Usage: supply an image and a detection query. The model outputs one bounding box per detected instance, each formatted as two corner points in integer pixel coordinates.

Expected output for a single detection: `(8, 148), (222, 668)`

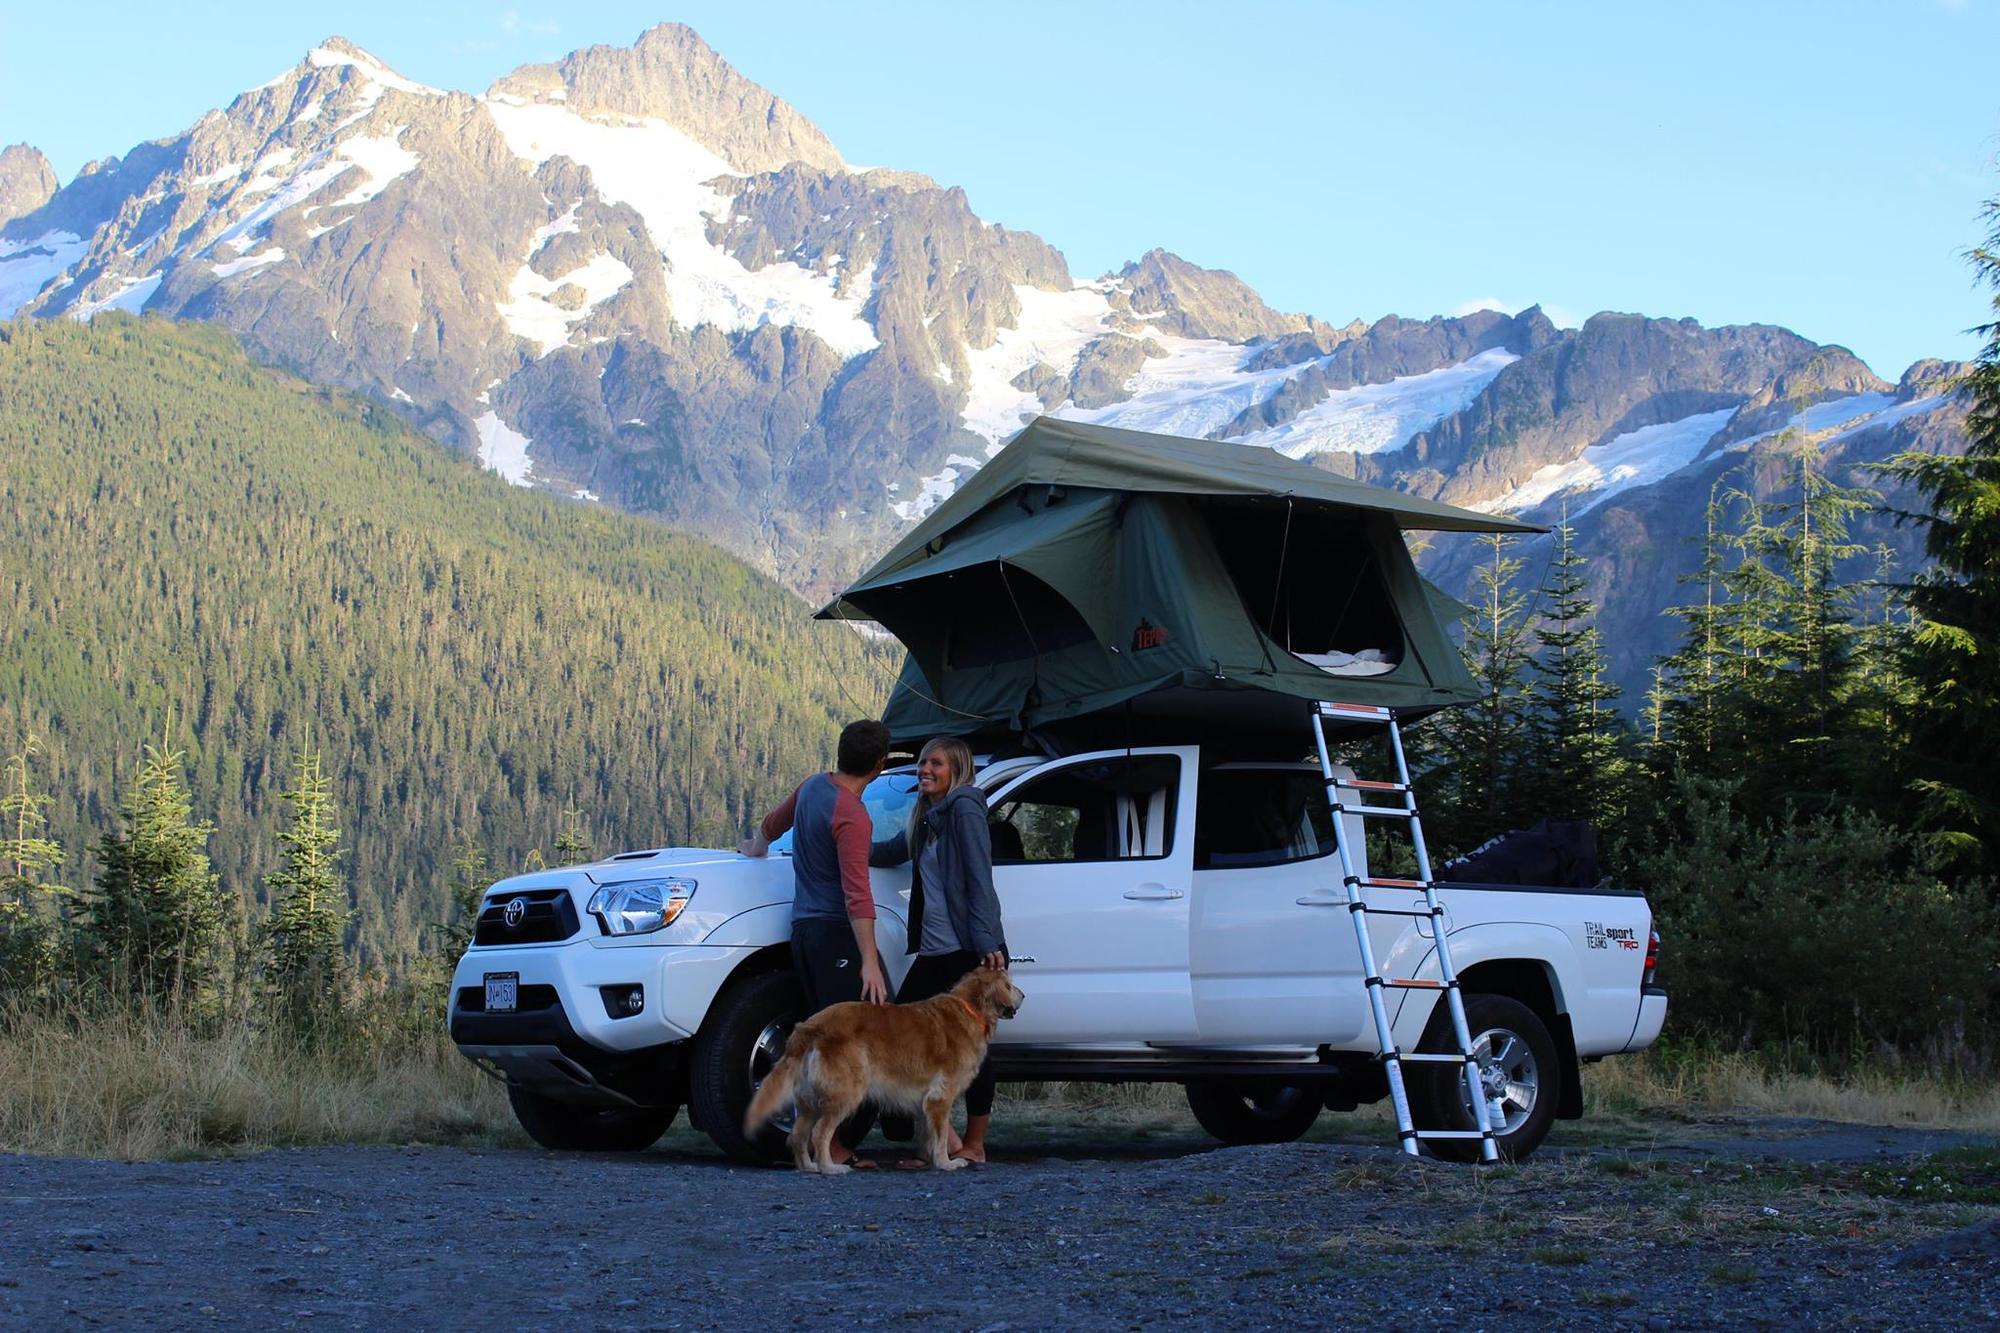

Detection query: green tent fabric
(822, 416), (1543, 748)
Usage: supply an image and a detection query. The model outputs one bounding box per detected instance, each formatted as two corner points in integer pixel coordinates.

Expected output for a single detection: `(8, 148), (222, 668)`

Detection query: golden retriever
(743, 968), (1025, 1174)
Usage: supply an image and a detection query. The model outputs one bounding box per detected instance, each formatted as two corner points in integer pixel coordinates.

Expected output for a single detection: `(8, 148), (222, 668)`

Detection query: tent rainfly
(821, 416), (1544, 751)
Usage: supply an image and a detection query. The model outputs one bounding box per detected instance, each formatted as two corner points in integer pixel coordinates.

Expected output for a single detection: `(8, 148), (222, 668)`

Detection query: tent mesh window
(943, 565), (1095, 669)
(1200, 499), (1405, 668)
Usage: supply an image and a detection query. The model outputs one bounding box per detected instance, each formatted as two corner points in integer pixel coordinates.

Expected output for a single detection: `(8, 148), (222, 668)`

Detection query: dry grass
(0, 1008), (516, 1160)
(1584, 1047), (2000, 1133)
(5, 1005), (1996, 1162)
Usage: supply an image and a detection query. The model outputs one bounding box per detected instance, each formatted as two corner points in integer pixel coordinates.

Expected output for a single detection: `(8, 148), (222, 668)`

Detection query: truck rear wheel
(1413, 993), (1559, 1163)
(689, 969), (804, 1164)
(1184, 1081), (1323, 1145)
(506, 1085), (676, 1152)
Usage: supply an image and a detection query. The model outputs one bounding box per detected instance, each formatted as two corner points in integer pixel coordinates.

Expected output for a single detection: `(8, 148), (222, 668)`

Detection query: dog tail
(742, 1037), (807, 1136)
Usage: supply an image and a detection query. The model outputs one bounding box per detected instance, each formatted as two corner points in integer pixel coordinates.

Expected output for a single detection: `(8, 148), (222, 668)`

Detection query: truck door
(1187, 763), (1390, 1046)
(983, 746), (1198, 1043)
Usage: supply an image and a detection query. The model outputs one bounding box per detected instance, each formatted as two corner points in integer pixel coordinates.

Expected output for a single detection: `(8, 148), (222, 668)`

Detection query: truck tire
(689, 968), (804, 1164)
(506, 1085), (676, 1152)
(1184, 1081), (1323, 1145)
(1412, 993), (1560, 1163)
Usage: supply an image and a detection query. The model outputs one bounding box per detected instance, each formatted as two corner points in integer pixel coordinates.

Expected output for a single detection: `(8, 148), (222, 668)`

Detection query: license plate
(484, 973), (519, 1013)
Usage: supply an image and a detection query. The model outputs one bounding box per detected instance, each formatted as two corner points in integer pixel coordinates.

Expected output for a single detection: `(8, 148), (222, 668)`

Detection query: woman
(869, 736), (1007, 1164)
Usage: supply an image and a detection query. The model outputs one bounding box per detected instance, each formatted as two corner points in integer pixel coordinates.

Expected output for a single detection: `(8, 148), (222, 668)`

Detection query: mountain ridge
(0, 24), (1970, 699)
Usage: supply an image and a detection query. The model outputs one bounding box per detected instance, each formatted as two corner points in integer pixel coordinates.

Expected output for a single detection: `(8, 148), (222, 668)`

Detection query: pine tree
(1427, 532), (1538, 851)
(1657, 476), (1734, 769)
(1, 735), (64, 907)
(552, 806), (592, 865)
(0, 734), (67, 990)
(1530, 520), (1625, 823)
(80, 737), (232, 1006)
(261, 745), (349, 1035)
(1885, 191), (2000, 871)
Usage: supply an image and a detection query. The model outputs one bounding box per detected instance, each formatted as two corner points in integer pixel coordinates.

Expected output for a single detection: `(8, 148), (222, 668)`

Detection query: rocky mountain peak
(0, 144), (57, 226)
(486, 22), (843, 174)
(1109, 248), (1311, 342)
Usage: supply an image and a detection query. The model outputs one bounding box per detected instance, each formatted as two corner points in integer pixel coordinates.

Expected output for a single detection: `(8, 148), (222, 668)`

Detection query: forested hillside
(0, 315), (890, 967)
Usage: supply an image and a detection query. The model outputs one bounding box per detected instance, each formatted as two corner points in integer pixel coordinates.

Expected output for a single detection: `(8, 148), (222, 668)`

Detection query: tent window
(1202, 502), (1404, 664)
(944, 564), (1095, 669)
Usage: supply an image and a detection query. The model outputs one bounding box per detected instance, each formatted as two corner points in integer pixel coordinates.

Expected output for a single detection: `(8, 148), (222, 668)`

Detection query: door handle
(1122, 885), (1184, 901)
(1294, 891), (1344, 906)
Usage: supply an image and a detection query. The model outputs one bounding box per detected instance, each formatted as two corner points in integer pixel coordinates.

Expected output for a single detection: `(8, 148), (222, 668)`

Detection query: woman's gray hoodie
(868, 785), (1006, 957)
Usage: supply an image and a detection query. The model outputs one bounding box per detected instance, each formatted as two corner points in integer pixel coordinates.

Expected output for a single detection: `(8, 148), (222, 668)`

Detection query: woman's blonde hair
(905, 736), (975, 849)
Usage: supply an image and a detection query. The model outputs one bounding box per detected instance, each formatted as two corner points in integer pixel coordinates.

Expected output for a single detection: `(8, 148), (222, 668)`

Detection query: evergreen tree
(261, 745), (348, 1035)
(1657, 477), (1735, 769)
(0, 734), (67, 990)
(552, 806), (592, 865)
(1, 735), (64, 907)
(1427, 532), (1538, 851)
(1886, 191), (2000, 871)
(1530, 520), (1625, 823)
(80, 738), (232, 1006)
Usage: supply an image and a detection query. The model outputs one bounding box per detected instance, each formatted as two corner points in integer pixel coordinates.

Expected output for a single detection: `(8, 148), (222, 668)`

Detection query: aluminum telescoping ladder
(1310, 700), (1499, 1162)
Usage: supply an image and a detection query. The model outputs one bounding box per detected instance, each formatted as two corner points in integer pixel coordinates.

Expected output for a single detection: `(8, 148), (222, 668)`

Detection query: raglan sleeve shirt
(829, 787), (876, 921)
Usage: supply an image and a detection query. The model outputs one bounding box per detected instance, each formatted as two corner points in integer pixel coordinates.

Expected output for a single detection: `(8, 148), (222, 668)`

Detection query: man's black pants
(788, 918), (876, 1148)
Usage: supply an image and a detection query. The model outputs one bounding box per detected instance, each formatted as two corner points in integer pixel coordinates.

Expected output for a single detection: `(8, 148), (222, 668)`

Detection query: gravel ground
(2, 1119), (1996, 1329)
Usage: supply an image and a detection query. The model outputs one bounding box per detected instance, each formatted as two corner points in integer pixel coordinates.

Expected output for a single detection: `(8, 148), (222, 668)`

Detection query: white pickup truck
(449, 745), (1666, 1163)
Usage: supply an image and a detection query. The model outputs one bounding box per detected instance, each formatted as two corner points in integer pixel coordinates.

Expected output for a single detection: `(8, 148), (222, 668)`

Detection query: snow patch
(390, 387), (413, 403)
(210, 246), (285, 278)
(192, 162), (245, 187)
(210, 128), (420, 253)
(474, 411), (535, 486)
(958, 283), (1116, 448)
(1237, 349), (1519, 458)
(1480, 408), (1738, 517)
(1830, 393), (1948, 440)
(1067, 334), (1337, 441)
(483, 102), (878, 359)
(497, 251), (634, 356)
(572, 488), (601, 503)
(0, 231), (88, 317)
(1722, 392), (1904, 456)
(73, 271), (164, 319)
(890, 454), (986, 522)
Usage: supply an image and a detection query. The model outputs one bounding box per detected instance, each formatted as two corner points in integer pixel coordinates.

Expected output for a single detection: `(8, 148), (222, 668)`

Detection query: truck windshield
(767, 771), (920, 853)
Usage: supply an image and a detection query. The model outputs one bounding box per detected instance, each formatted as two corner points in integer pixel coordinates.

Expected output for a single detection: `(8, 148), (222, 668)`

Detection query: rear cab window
(1193, 764), (1337, 869)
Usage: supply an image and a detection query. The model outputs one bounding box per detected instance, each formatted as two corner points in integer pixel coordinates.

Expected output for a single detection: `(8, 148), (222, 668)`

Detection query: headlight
(586, 877), (696, 936)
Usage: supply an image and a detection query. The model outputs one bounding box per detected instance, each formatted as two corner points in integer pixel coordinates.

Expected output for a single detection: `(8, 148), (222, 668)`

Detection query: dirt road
(3, 1119), (1995, 1328)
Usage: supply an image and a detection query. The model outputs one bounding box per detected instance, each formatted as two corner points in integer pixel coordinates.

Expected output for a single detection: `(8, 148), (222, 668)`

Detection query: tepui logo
(1132, 619), (1170, 651)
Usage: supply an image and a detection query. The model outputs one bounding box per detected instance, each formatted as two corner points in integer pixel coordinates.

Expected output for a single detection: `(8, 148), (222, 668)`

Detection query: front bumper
(448, 941), (758, 1053)
(451, 992), (683, 1108)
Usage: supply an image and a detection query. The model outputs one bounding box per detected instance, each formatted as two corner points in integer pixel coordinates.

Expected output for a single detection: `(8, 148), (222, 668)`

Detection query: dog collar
(950, 994), (994, 1038)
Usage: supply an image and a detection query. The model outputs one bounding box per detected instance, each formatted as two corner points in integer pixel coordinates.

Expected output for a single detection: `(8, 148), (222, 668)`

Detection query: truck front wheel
(1184, 1081), (1323, 1145)
(1413, 993), (1559, 1163)
(506, 1085), (676, 1152)
(689, 969), (804, 1164)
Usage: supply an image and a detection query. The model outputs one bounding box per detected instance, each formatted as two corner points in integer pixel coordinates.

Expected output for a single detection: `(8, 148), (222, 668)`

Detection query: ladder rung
(1335, 804), (1414, 820)
(1383, 978), (1445, 990)
(1317, 701), (1393, 718)
(1414, 1130), (1491, 1141)
(1357, 877), (1428, 889)
(1397, 1053), (1470, 1065)
(1335, 777), (1409, 793)
(1353, 905), (1440, 919)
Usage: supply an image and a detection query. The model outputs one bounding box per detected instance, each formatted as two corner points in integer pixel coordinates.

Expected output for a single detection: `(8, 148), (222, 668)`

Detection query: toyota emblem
(503, 896), (528, 928)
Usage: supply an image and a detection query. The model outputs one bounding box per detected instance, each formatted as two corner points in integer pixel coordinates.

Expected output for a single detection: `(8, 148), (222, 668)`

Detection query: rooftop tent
(822, 416), (1542, 750)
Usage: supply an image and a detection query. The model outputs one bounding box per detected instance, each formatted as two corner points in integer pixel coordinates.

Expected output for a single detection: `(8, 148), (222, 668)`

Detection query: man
(741, 718), (892, 1166)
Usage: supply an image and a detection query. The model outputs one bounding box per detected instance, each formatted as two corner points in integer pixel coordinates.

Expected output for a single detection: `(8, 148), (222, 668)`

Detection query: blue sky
(3, 1), (1995, 376)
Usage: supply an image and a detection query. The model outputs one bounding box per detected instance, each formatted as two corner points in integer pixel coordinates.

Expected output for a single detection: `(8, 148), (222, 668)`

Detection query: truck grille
(474, 889), (580, 945)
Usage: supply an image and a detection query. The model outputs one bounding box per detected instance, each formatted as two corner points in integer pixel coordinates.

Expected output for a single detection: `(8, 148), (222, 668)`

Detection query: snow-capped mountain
(0, 24), (1968, 695)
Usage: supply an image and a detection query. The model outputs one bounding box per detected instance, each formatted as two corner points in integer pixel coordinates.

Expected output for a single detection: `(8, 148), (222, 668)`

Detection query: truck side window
(1193, 767), (1337, 869)
(990, 756), (1179, 864)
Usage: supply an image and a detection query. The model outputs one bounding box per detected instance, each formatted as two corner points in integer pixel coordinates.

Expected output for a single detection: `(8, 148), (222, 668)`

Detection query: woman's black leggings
(896, 951), (997, 1118)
